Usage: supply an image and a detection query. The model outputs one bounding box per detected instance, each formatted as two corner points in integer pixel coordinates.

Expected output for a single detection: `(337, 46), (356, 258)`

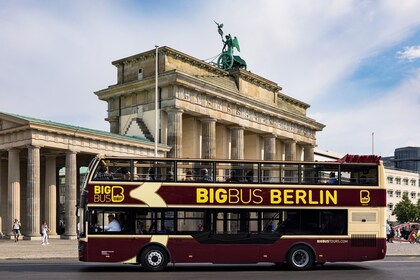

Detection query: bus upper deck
(87, 154), (382, 187)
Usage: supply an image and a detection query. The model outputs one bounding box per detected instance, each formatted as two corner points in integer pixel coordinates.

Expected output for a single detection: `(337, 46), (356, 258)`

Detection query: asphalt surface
(0, 236), (419, 260)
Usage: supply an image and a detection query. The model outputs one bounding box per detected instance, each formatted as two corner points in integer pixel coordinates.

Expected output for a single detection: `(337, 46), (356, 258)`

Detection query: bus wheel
(286, 245), (314, 270)
(140, 245), (168, 272)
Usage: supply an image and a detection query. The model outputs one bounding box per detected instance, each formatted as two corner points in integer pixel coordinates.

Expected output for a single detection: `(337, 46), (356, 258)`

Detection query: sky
(1, 0), (420, 157)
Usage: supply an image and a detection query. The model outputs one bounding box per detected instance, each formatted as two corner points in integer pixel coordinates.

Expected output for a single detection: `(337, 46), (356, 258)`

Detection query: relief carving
(176, 86), (315, 139)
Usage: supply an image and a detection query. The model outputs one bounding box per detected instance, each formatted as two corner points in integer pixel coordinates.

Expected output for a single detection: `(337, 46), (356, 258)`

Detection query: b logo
(111, 186), (124, 202)
(360, 190), (370, 204)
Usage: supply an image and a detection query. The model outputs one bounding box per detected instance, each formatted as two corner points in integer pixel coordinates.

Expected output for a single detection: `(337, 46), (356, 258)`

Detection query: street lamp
(154, 45), (159, 157)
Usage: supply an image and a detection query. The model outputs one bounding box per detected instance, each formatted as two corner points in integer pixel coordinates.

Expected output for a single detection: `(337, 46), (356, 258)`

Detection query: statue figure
(222, 34), (240, 54)
(214, 21), (224, 38)
(214, 21), (247, 70)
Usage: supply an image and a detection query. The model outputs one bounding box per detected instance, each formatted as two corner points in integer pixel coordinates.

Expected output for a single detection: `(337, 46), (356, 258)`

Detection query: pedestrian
(41, 221), (50, 245)
(386, 223), (391, 242)
(12, 218), (21, 242)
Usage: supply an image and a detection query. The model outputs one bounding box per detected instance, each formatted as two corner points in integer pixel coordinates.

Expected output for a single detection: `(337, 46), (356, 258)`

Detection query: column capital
(302, 143), (315, 148)
(165, 107), (184, 114)
(283, 139), (297, 144)
(26, 144), (41, 150)
(263, 134), (277, 139)
(200, 116), (217, 123)
(229, 125), (244, 130)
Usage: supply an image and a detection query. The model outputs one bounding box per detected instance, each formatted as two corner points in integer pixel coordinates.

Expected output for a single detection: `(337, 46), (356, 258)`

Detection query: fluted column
(0, 153), (4, 235)
(304, 144), (315, 162)
(45, 155), (57, 235)
(263, 134), (276, 161)
(285, 140), (297, 161)
(167, 108), (183, 158)
(303, 144), (315, 184)
(201, 117), (216, 159)
(7, 149), (20, 236)
(63, 150), (77, 239)
(231, 126), (244, 160)
(25, 145), (41, 239)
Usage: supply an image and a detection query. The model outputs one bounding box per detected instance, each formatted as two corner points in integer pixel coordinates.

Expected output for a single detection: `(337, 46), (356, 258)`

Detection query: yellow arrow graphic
(129, 182), (167, 207)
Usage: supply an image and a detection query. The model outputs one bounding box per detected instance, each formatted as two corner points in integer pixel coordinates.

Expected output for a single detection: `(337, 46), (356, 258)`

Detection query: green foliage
(392, 194), (419, 223)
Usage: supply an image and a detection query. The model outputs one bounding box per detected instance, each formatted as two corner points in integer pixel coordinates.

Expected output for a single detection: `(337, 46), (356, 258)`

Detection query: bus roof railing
(96, 154), (382, 165)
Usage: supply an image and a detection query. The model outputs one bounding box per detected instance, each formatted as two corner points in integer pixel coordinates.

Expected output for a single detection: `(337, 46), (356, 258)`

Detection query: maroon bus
(77, 155), (386, 271)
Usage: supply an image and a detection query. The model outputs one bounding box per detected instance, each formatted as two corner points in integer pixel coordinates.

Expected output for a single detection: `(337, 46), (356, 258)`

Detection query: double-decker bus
(77, 154), (386, 271)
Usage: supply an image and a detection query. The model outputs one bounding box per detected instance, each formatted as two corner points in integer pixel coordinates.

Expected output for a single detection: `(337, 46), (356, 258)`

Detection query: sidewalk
(0, 238), (419, 260)
(385, 240), (420, 256)
(0, 238), (78, 260)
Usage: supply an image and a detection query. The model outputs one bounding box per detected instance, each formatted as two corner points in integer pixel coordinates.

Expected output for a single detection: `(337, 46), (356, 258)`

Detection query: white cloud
(398, 46), (420, 61)
(315, 73), (420, 156)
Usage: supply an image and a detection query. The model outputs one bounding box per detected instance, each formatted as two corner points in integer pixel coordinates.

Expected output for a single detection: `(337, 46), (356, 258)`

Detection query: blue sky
(1, 0), (419, 157)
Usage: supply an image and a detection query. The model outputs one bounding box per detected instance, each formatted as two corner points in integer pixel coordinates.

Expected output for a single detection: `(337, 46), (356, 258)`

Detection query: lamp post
(371, 132), (375, 155)
(154, 45), (159, 157)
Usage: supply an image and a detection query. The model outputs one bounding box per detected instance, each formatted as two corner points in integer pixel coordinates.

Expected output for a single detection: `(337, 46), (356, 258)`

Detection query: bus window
(215, 162), (258, 183)
(196, 163), (214, 182)
(176, 162), (213, 182)
(92, 160), (113, 181)
(88, 209), (131, 234)
(262, 211), (281, 232)
(92, 159), (131, 181)
(133, 160), (175, 181)
(177, 211), (205, 233)
(301, 164), (340, 185)
(177, 161), (198, 182)
(134, 209), (175, 234)
(260, 163), (282, 183)
(279, 209), (347, 235)
(283, 164), (299, 183)
(108, 159), (131, 181)
(341, 164), (379, 186)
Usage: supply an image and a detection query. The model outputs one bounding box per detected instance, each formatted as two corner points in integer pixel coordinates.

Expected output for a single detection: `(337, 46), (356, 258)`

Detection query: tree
(392, 194), (418, 223)
(416, 199), (420, 221)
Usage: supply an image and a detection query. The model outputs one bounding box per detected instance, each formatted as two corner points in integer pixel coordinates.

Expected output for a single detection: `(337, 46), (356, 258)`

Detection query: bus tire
(286, 245), (314, 270)
(140, 245), (169, 272)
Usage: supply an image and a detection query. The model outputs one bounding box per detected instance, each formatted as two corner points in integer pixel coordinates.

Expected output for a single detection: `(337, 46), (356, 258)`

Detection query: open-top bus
(77, 155), (386, 271)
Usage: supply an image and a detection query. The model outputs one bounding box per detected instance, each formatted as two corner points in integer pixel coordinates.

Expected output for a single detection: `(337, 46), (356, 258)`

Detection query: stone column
(304, 144), (315, 162)
(303, 144), (315, 184)
(45, 155), (57, 235)
(231, 126), (244, 160)
(167, 108), (183, 158)
(25, 145), (41, 239)
(285, 140), (297, 161)
(201, 117), (216, 159)
(7, 149), (20, 236)
(0, 153), (4, 235)
(284, 140), (297, 183)
(63, 150), (77, 239)
(263, 134), (276, 161)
